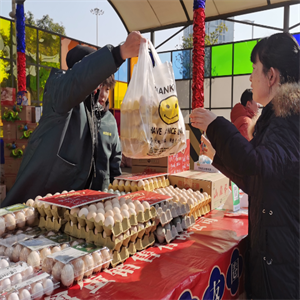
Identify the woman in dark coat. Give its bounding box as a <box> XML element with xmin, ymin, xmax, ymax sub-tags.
<box><xmin>190</xmin><ymin>33</ymin><xmax>300</xmax><ymax>299</ymax></box>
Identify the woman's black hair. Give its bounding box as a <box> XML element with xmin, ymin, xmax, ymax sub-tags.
<box><xmin>251</xmin><ymin>33</ymin><xmax>300</xmax><ymax>84</ymax></box>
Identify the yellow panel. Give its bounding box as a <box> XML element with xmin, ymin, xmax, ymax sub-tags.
<box><xmin>114</xmin><ymin>81</ymin><xmax>128</xmax><ymax>109</ymax></box>
<box><xmin>130</xmin><ymin>57</ymin><xmax>138</xmax><ymax>78</ymax></box>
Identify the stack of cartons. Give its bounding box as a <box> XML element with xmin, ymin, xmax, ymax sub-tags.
<box><xmin>1</xmin><ymin>104</ymin><xmax>37</xmax><ymax>192</ymax></box>
<box><xmin>132</xmin><ymin>131</ymin><xmax>190</xmax><ymax>174</ymax></box>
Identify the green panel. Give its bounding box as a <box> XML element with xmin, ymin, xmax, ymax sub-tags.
<box><xmin>39</xmin><ymin>67</ymin><xmax>51</xmax><ymax>103</ymax></box>
<box><xmin>26</xmin><ymin>26</ymin><xmax>37</xmax><ymax>64</ymax></box>
<box><xmin>211</xmin><ymin>44</ymin><xmax>233</xmax><ymax>77</ymax></box>
<box><xmin>0</xmin><ymin>18</ymin><xmax>12</xmax><ymax>59</ymax></box>
<box><xmin>234</xmin><ymin>40</ymin><xmax>257</xmax><ymax>75</ymax></box>
<box><xmin>38</xmin><ymin>31</ymin><xmax>60</xmax><ymax>68</ymax></box>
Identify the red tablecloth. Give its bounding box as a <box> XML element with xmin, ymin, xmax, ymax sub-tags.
<box><xmin>45</xmin><ymin>209</ymin><xmax>248</xmax><ymax>300</ymax></box>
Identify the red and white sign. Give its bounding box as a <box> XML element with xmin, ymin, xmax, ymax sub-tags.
<box><xmin>115</xmin><ymin>173</ymin><xmax>168</xmax><ymax>181</ymax></box>
<box><xmin>119</xmin><ymin>191</ymin><xmax>172</xmax><ymax>206</ymax></box>
<box><xmin>38</xmin><ymin>190</ymin><xmax>115</xmax><ymax>209</ymax></box>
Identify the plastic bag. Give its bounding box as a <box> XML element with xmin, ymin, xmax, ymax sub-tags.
<box><xmin>121</xmin><ymin>40</ymin><xmax>186</xmax><ymax>158</ymax></box>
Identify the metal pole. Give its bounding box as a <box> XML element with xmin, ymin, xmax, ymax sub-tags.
<box><xmin>150</xmin><ymin>31</ymin><xmax>155</xmax><ymax>46</ymax></box>
<box><xmin>283</xmin><ymin>4</ymin><xmax>290</xmax><ymax>33</ymax></box>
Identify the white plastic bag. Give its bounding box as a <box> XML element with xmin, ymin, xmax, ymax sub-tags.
<box><xmin>120</xmin><ymin>40</ymin><xmax>186</xmax><ymax>158</ymax></box>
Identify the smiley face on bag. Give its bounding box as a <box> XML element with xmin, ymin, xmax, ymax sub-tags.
<box><xmin>159</xmin><ymin>95</ymin><xmax>180</xmax><ymax>125</ymax></box>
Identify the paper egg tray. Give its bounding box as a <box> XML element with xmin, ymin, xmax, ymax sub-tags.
<box><xmin>64</xmin><ymin>208</ymin><xmax>157</xmax><ymax>251</ymax></box>
<box><xmin>111</xmin><ymin>232</ymin><xmax>156</xmax><ymax>267</ymax></box>
<box><xmin>35</xmin><ymin>204</ymin><xmax>66</xmax><ymax>219</ymax></box>
<box><xmin>38</xmin><ymin>215</ymin><xmax>67</xmax><ymax>232</ymax></box>
<box><xmin>188</xmin><ymin>198</ymin><xmax>211</xmax><ymax>219</ymax></box>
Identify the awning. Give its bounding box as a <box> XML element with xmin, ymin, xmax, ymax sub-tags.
<box><xmin>108</xmin><ymin>0</ymin><xmax>299</xmax><ymax>33</ymax></box>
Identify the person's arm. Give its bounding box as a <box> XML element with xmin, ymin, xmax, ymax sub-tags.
<box><xmin>207</xmin><ymin>116</ymin><xmax>293</xmax><ymax>181</ymax></box>
<box><xmin>53</xmin><ymin>32</ymin><xmax>146</xmax><ymax>114</ymax></box>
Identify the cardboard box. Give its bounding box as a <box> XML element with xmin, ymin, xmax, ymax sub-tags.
<box><xmin>168</xmin><ymin>170</ymin><xmax>230</xmax><ymax>210</ymax></box>
<box><xmin>132</xmin><ymin>165</ymin><xmax>171</xmax><ymax>174</ymax></box>
<box><xmin>132</xmin><ymin>139</ymin><xmax>190</xmax><ymax>174</ymax></box>
<box><xmin>3</xmin><ymin>139</ymin><xmax>28</xmax><ymax>158</ymax></box>
<box><xmin>2</xmin><ymin>122</ymin><xmax>17</xmax><ymax>140</ymax></box>
<box><xmin>4</xmin><ymin>158</ymin><xmax>22</xmax><ymax>175</ymax></box>
<box><xmin>0</xmin><ymin>185</ymin><xmax>6</xmax><ymax>202</ymax></box>
<box><xmin>1</xmin><ymin>105</ymin><xmax>33</xmax><ymax>123</ymax></box>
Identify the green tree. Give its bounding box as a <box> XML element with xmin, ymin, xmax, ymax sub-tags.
<box><xmin>25</xmin><ymin>11</ymin><xmax>66</xmax><ymax>35</ymax></box>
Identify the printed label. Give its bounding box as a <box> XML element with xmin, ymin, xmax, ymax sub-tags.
<box><xmin>19</xmin><ymin>236</ymin><xmax>59</xmax><ymax>251</ymax></box>
<box><xmin>0</xmin><ymin>204</ymin><xmax>29</xmax><ymax>216</ymax></box>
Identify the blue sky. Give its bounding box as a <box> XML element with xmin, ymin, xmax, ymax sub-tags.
<box><xmin>0</xmin><ymin>0</ymin><xmax>299</xmax><ymax>52</ymax></box>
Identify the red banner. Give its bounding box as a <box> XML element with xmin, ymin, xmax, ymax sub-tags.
<box><xmin>46</xmin><ymin>209</ymin><xmax>248</xmax><ymax>300</ymax></box>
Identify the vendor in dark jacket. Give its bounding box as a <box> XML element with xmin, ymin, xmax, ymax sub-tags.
<box><xmin>90</xmin><ymin>75</ymin><xmax>122</xmax><ymax>191</ymax></box>
<box><xmin>190</xmin><ymin>33</ymin><xmax>300</xmax><ymax>299</ymax></box>
<box><xmin>2</xmin><ymin>32</ymin><xmax>146</xmax><ymax>207</ymax></box>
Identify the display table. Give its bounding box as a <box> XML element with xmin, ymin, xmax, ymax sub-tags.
<box><xmin>45</xmin><ymin>209</ymin><xmax>248</xmax><ymax>300</ymax></box>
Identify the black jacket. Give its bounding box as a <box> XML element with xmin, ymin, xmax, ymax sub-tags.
<box><xmin>90</xmin><ymin>100</ymin><xmax>122</xmax><ymax>191</ymax></box>
<box><xmin>206</xmin><ymin>83</ymin><xmax>300</xmax><ymax>299</ymax></box>
<box><xmin>2</xmin><ymin>46</ymin><xmax>123</xmax><ymax>206</ymax></box>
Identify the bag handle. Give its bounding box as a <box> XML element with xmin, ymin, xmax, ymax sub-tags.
<box><xmin>148</xmin><ymin>40</ymin><xmax>162</xmax><ymax>66</ymax></box>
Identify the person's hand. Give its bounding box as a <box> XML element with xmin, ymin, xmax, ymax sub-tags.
<box><xmin>200</xmin><ymin>135</ymin><xmax>216</xmax><ymax>161</ymax></box>
<box><xmin>190</xmin><ymin>108</ymin><xmax>217</xmax><ymax>132</ymax></box>
<box><xmin>120</xmin><ymin>31</ymin><xmax>147</xmax><ymax>60</ymax></box>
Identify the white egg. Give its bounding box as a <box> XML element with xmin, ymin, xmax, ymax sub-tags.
<box><xmin>52</xmin><ymin>261</ymin><xmax>64</xmax><ymax>281</ymax></box>
<box><xmin>112</xmin><ymin>207</ymin><xmax>121</xmax><ymax>215</ymax></box>
<box><xmin>7</xmin><ymin>292</ymin><xmax>19</xmax><ymax>300</ymax></box>
<box><xmin>127</xmin><ymin>202</ymin><xmax>135</xmax><ymax>210</ymax></box>
<box><xmin>121</xmin><ymin>210</ymin><xmax>130</xmax><ymax>219</ymax></box>
<box><xmin>54</xmin><ymin>192</ymin><xmax>60</xmax><ymax>195</ymax></box>
<box><xmin>15</xmin><ymin>212</ymin><xmax>26</xmax><ymax>228</ymax></box>
<box><xmin>125</xmin><ymin>198</ymin><xmax>132</xmax><ymax>204</ymax></box>
<box><xmin>0</xmin><ymin>258</ymin><xmax>9</xmax><ymax>268</ymax></box>
<box><xmin>97</xmin><ymin>208</ymin><xmax>105</xmax><ymax>215</ymax></box>
<box><xmin>135</xmin><ymin>203</ymin><xmax>144</xmax><ymax>213</ymax></box>
<box><xmin>138</xmin><ymin>223</ymin><xmax>145</xmax><ymax>230</ymax></box>
<box><xmin>87</xmin><ymin>211</ymin><xmax>96</xmax><ymax>221</ymax></box>
<box><xmin>21</xmin><ymin>266</ymin><xmax>33</xmax><ymax>279</ymax></box>
<box><xmin>112</xmin><ymin>202</ymin><xmax>120</xmax><ymax>209</ymax></box>
<box><xmin>92</xmin><ymin>251</ymin><xmax>103</xmax><ymax>273</ymax></box>
<box><xmin>104</xmin><ymin>210</ymin><xmax>114</xmax><ymax>218</ymax></box>
<box><xmin>104</xmin><ymin>216</ymin><xmax>114</xmax><ymax>227</ymax></box>
<box><xmin>32</xmin><ymin>282</ymin><xmax>44</xmax><ymax>300</ymax></box>
<box><xmin>1</xmin><ymin>278</ymin><xmax>11</xmax><ymax>290</ymax></box>
<box><xmin>5</xmin><ymin>214</ymin><xmax>16</xmax><ymax>231</ymax></box>
<box><xmin>51</xmin><ymin>246</ymin><xmax>61</xmax><ymax>254</ymax></box>
<box><xmin>25</xmin><ymin>209</ymin><xmax>36</xmax><ymax>225</ymax></box>
<box><xmin>121</xmin><ymin>203</ymin><xmax>129</xmax><ymax>211</ymax></box>
<box><xmin>142</xmin><ymin>202</ymin><xmax>150</xmax><ymax>210</ymax></box>
<box><xmin>113</xmin><ymin>213</ymin><xmax>123</xmax><ymax>223</ymax></box>
<box><xmin>5</xmin><ymin>246</ymin><xmax>14</xmax><ymax>260</ymax></box>
<box><xmin>78</xmin><ymin>208</ymin><xmax>89</xmax><ymax>218</ymax></box>
<box><xmin>133</xmin><ymin>200</ymin><xmax>141</xmax><ymax>207</ymax></box>
<box><xmin>27</xmin><ymin>250</ymin><xmax>40</xmax><ymax>271</ymax></box>
<box><xmin>203</xmin><ymin>192</ymin><xmax>209</xmax><ymax>199</ymax></box>
<box><xmin>26</xmin><ymin>199</ymin><xmax>35</xmax><ymax>207</ymax></box>
<box><xmin>112</xmin><ymin>198</ymin><xmax>119</xmax><ymax>204</ymax></box>
<box><xmin>94</xmin><ymin>213</ymin><xmax>105</xmax><ymax>223</ymax></box>
<box><xmin>11</xmin><ymin>273</ymin><xmax>22</xmax><ymax>285</ymax></box>
<box><xmin>72</xmin><ymin>258</ymin><xmax>85</xmax><ymax>281</ymax></box>
<box><xmin>119</xmin><ymin>197</ymin><xmax>127</xmax><ymax>206</ymax></box>
<box><xmin>70</xmin><ymin>207</ymin><xmax>80</xmax><ymax>216</ymax></box>
<box><xmin>128</xmin><ymin>208</ymin><xmax>136</xmax><ymax>216</ymax></box>
<box><xmin>104</xmin><ymin>200</ymin><xmax>112</xmax><ymax>207</ymax></box>
<box><xmin>43</xmin><ymin>278</ymin><xmax>54</xmax><ymax>296</ymax></box>
<box><xmin>47</xmin><ymin>231</ymin><xmax>55</xmax><ymax>237</ymax></box>
<box><xmin>0</xmin><ymin>217</ymin><xmax>5</xmax><ymax>235</ymax></box>
<box><xmin>11</xmin><ymin>244</ymin><xmax>22</xmax><ymax>263</ymax></box>
<box><xmin>42</xmin><ymin>257</ymin><xmax>54</xmax><ymax>275</ymax></box>
<box><xmin>19</xmin><ymin>289</ymin><xmax>31</xmax><ymax>300</ymax></box>
<box><xmin>61</xmin><ymin>243</ymin><xmax>69</xmax><ymax>250</ymax></box>
<box><xmin>96</xmin><ymin>202</ymin><xmax>104</xmax><ymax>210</ymax></box>
<box><xmin>104</xmin><ymin>205</ymin><xmax>113</xmax><ymax>212</ymax></box>
<box><xmin>83</xmin><ymin>255</ymin><xmax>94</xmax><ymax>277</ymax></box>
<box><xmin>88</xmin><ymin>204</ymin><xmax>97</xmax><ymax>212</ymax></box>
<box><xmin>101</xmin><ymin>249</ymin><xmax>111</xmax><ymax>269</ymax></box>
<box><xmin>61</xmin><ymin>264</ymin><xmax>75</xmax><ymax>287</ymax></box>
<box><xmin>35</xmin><ymin>195</ymin><xmax>42</xmax><ymax>201</ymax></box>
<box><xmin>113</xmin><ymin>233</ymin><xmax>124</xmax><ymax>242</ymax></box>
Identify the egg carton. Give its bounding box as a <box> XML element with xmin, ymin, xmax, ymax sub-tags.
<box><xmin>0</xmin><ymin>262</ymin><xmax>34</xmax><ymax>291</ymax></box>
<box><xmin>187</xmin><ymin>198</ymin><xmax>211</xmax><ymax>220</ymax></box>
<box><xmin>45</xmin><ymin>244</ymin><xmax>112</xmax><ymax>287</ymax></box>
<box><xmin>35</xmin><ymin>204</ymin><xmax>66</xmax><ymax>220</ymax></box>
<box><xmin>154</xmin><ymin>224</ymin><xmax>179</xmax><ymax>244</ymax></box>
<box><xmin>1</xmin><ymin>271</ymin><xmax>60</xmax><ymax>300</ymax></box>
<box><xmin>38</xmin><ymin>215</ymin><xmax>67</xmax><ymax>232</ymax></box>
<box><xmin>111</xmin><ymin>246</ymin><xmax>130</xmax><ymax>267</ymax></box>
<box><xmin>0</xmin><ymin>256</ymin><xmax>11</xmax><ymax>270</ymax></box>
<box><xmin>0</xmin><ymin>206</ymin><xmax>39</xmax><ymax>237</ymax></box>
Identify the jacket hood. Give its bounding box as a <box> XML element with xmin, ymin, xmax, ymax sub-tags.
<box><xmin>230</xmin><ymin>103</ymin><xmax>255</xmax><ymax>123</ymax></box>
<box><xmin>66</xmin><ymin>45</ymin><xmax>96</xmax><ymax>69</ymax></box>
<box><xmin>272</xmin><ymin>82</ymin><xmax>300</xmax><ymax>117</ymax></box>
